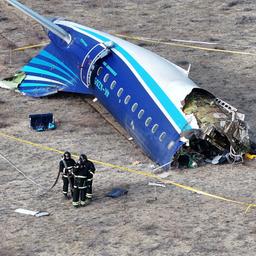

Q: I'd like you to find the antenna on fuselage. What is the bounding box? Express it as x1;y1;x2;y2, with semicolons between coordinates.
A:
5;0;71;44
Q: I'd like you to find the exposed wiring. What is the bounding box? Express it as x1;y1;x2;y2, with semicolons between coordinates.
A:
228;145;244;164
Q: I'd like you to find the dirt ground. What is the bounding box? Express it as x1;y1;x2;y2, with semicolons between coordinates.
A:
0;0;256;255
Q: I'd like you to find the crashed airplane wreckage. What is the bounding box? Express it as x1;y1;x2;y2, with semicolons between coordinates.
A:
1;0;253;168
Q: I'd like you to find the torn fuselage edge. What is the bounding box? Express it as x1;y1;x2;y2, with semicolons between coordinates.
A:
174;88;250;167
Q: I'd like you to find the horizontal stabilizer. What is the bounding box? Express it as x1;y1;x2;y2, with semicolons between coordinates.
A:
0;71;66;97
19;84;64;97
1;41;94;98
6;0;71;44
15;43;93;97
0;72;25;90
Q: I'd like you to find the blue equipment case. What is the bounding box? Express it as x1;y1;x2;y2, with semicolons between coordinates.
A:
29;113;56;132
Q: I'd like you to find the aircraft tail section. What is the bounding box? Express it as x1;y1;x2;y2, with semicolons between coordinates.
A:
0;43;93;97
17;43;92;97
4;0;92;97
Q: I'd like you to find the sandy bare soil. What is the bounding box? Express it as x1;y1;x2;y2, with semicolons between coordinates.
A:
0;0;256;255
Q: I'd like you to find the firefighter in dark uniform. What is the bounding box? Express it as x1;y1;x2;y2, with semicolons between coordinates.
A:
72;154;95;207
59;151;76;198
85;155;95;202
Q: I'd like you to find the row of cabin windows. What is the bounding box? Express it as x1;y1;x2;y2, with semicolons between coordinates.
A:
96;67;173;147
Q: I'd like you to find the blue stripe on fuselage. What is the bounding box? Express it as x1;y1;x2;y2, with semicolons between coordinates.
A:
20;82;63;88
21;66;72;85
74;26;191;132
30;57;74;81
40;50;79;80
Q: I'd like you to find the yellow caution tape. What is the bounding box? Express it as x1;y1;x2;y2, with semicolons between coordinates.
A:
245;153;256;160
13;42;49;52
0;131;255;213
12;34;256;57
114;34;256;57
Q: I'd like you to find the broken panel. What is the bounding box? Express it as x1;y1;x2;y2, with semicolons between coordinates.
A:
173;88;251;167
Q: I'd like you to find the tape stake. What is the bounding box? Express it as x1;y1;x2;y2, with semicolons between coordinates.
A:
0;131;255;212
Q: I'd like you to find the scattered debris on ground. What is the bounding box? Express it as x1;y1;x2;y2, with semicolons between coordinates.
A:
106;187;128;198
15;208;50;217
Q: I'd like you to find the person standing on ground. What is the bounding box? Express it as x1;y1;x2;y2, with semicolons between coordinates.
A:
72;154;95;207
85;155;95;202
59;151;76;199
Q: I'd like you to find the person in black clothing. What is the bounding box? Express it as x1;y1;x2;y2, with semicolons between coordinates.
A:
85;155;95;202
72;154;95;207
59;151;76;199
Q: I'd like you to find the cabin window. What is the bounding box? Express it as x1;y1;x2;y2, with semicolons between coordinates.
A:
110;81;116;90
131;103;138;112
159;132;166;142
167;140;175;150
151;124;159;133
124;95;131;104
145;117;152;127
138;109;144;119
97;67;103;76
117;88;123;97
103;73;110;83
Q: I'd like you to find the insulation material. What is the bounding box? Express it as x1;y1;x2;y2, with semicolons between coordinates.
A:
173;88;251;168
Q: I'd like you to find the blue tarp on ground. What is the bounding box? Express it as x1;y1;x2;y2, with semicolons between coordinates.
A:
106;188;128;198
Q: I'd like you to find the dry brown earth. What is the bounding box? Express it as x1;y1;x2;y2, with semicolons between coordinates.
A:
0;1;256;255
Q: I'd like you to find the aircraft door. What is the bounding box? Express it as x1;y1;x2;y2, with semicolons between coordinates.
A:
80;42;112;87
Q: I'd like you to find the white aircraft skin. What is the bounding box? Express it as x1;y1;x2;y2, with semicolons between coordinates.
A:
7;0;244;168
